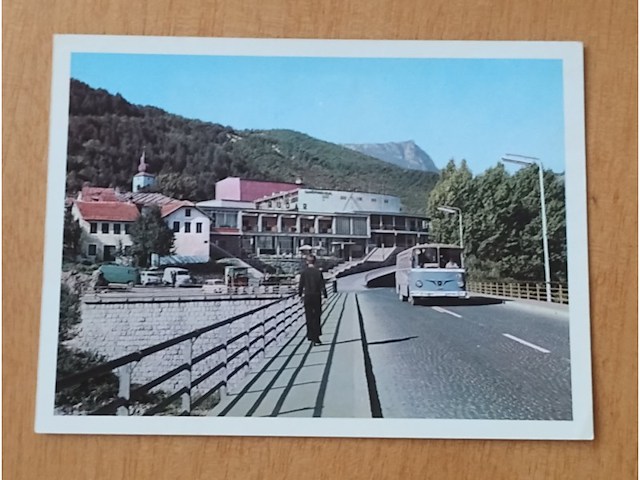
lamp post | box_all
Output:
[501,154,552,303]
[437,206,463,248]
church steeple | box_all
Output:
[132,147,155,192]
[138,147,148,172]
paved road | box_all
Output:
[357,287,572,420]
[210,286,572,420]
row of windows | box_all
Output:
[90,221,204,235]
[87,244,132,256]
[172,221,203,233]
[339,195,390,203]
[90,222,131,235]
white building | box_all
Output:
[255,188,404,214]
[160,202,210,262]
[71,186,211,264]
[197,178,431,260]
[71,198,138,261]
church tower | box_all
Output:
[132,148,155,192]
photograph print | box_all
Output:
[36,36,592,439]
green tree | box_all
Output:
[63,209,82,257]
[129,205,175,267]
[426,159,473,244]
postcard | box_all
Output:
[35,35,592,439]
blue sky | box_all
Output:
[71,53,566,173]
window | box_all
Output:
[384,199,389,204]
[357,197,363,201]
[184,222,191,233]
[302,203,307,210]
[371,198,377,202]
[353,218,368,235]
[196,222,202,233]
[90,223,97,234]
[113,223,121,234]
[101,223,109,234]
[173,221,180,232]
[124,224,130,234]
[88,244,97,256]
[340,195,347,200]
[185,208,192,217]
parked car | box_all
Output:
[202,279,228,294]
[162,267,193,287]
[140,270,163,286]
[96,264,140,288]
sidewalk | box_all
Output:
[209,292,371,418]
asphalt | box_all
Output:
[209,287,573,420]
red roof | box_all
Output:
[160,200,195,218]
[239,180,300,201]
[75,201,140,222]
[80,187,119,202]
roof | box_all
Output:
[160,200,195,218]
[119,192,177,206]
[79,186,119,202]
[75,201,140,222]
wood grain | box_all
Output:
[3,0,637,478]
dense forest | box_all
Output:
[427,160,567,283]
[66,80,439,213]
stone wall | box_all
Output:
[68,295,305,406]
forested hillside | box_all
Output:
[66,80,439,213]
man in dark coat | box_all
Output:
[298,255,327,345]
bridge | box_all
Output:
[57,265,572,420]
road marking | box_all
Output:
[502,333,550,353]
[431,306,462,318]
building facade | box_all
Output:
[71,187,211,264]
[198,178,430,260]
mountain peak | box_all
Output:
[342,141,439,172]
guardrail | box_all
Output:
[467,281,569,304]
[57,282,336,415]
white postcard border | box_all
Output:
[35,35,592,440]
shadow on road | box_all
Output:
[368,335,418,346]
[417,296,505,307]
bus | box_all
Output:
[395,243,467,305]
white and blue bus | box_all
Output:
[395,243,467,305]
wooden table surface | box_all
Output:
[4,0,637,478]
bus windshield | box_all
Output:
[439,248,463,268]
[413,247,438,268]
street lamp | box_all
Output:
[501,153,552,303]
[437,206,463,248]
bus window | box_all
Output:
[440,248,462,268]
[416,247,438,268]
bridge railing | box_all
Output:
[467,281,569,304]
[56,281,336,416]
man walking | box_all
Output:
[298,255,327,345]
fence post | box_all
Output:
[117,363,132,416]
[220,326,229,400]
[509,283,513,298]
[181,338,194,415]
[517,283,521,299]
[536,284,541,301]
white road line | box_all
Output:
[502,333,550,353]
[431,306,462,318]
